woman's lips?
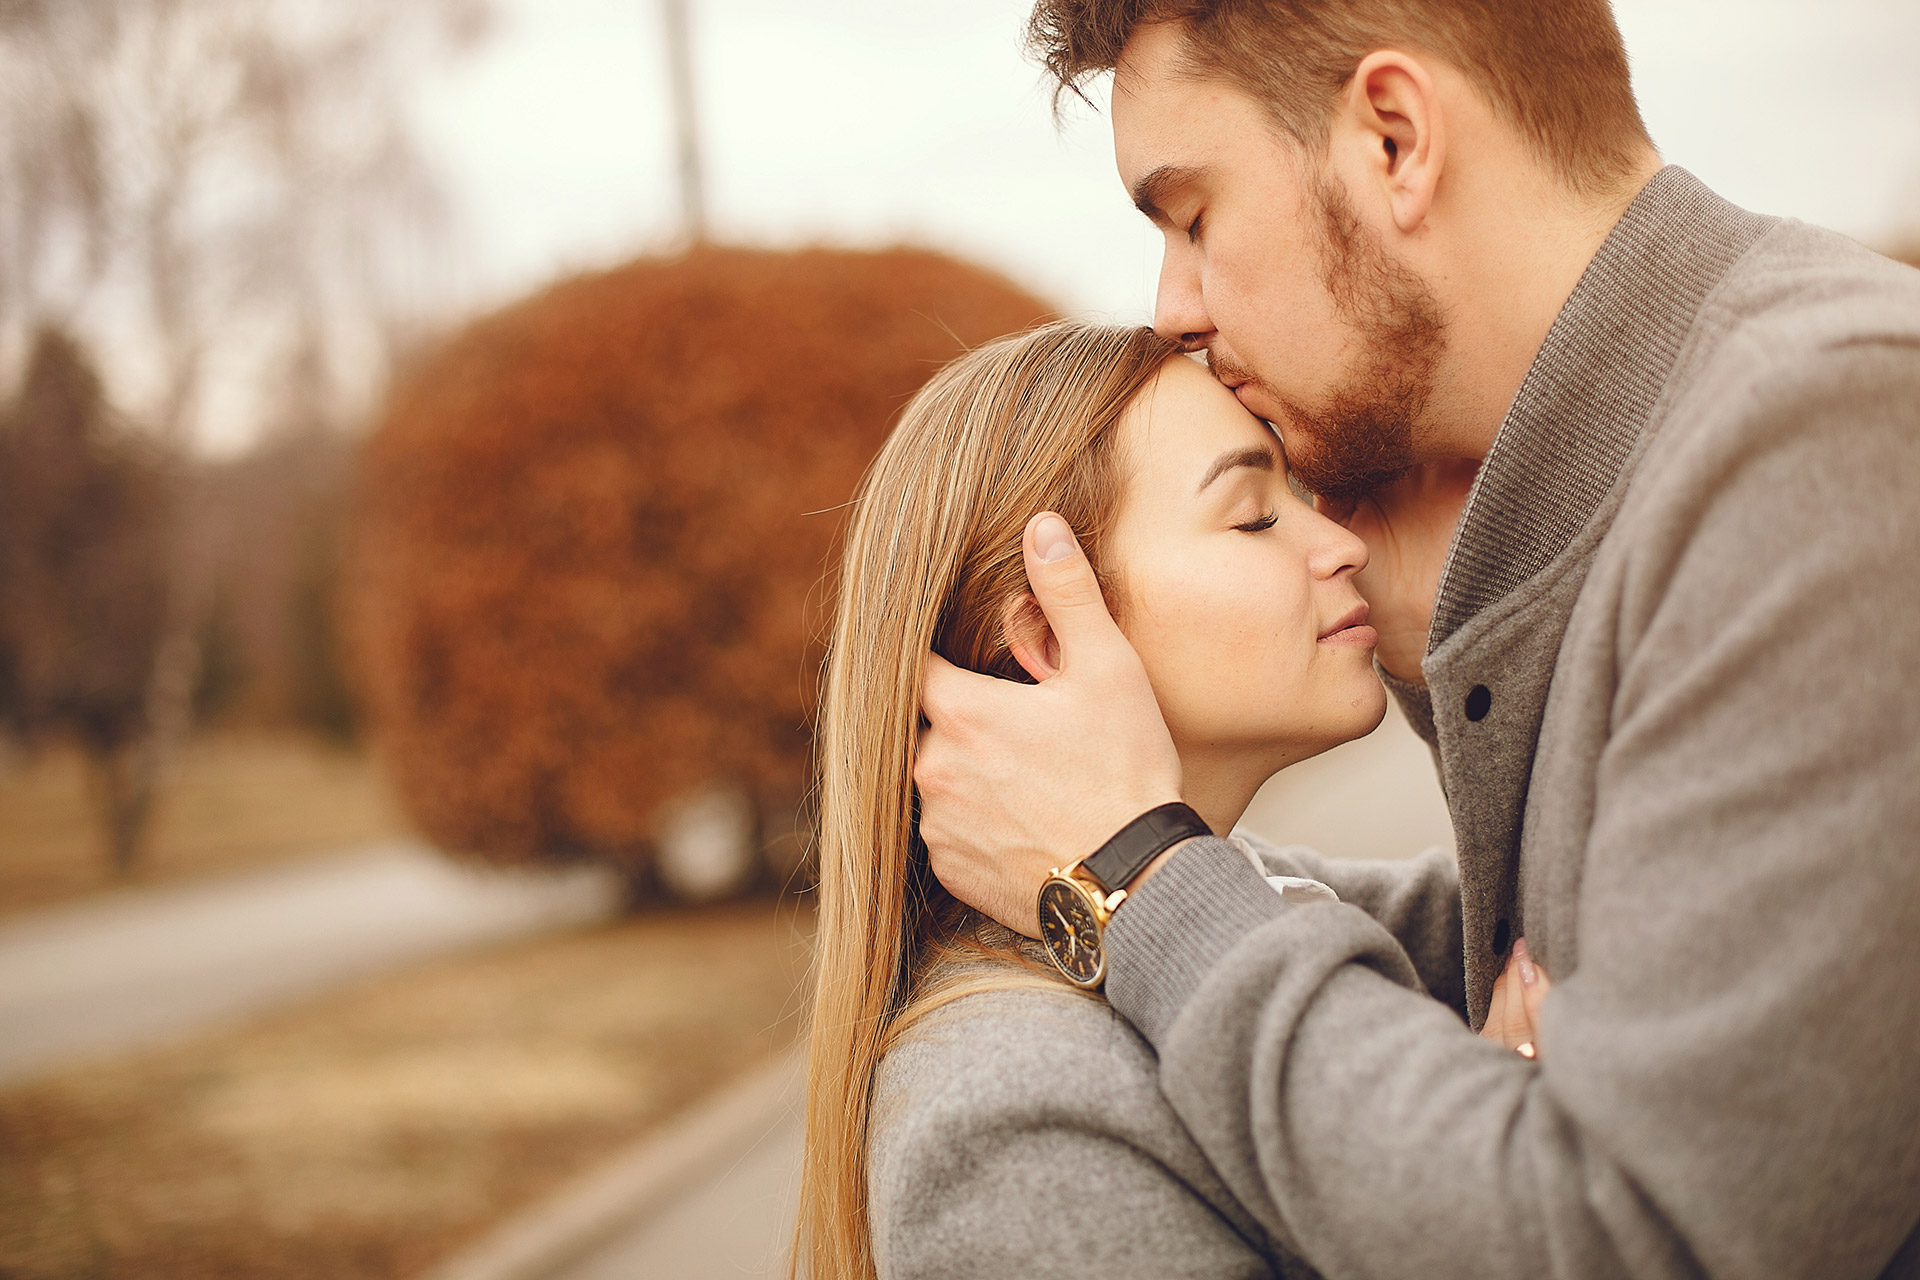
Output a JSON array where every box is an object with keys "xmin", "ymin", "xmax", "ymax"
[
  {"xmin": 1320, "ymin": 624, "xmax": 1379, "ymax": 648},
  {"xmin": 1319, "ymin": 604, "xmax": 1376, "ymax": 647}
]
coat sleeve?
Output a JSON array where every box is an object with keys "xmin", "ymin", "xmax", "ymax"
[
  {"xmin": 1238, "ymin": 834, "xmax": 1466, "ymax": 1020},
  {"xmin": 1103, "ymin": 339, "xmax": 1920, "ymax": 1280}
]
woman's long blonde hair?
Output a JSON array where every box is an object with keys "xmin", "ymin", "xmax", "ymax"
[{"xmin": 793, "ymin": 320, "xmax": 1181, "ymax": 1280}]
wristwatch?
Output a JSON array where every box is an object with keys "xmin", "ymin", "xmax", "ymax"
[{"xmin": 1037, "ymin": 802, "xmax": 1210, "ymax": 988}]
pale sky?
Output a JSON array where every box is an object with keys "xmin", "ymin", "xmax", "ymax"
[{"xmin": 410, "ymin": 0, "xmax": 1920, "ymax": 329}]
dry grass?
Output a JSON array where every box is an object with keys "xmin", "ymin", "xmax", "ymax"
[
  {"xmin": 0, "ymin": 732, "xmax": 410, "ymax": 918},
  {"xmin": 0, "ymin": 900, "xmax": 809, "ymax": 1280}
]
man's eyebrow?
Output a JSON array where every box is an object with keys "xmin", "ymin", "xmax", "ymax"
[
  {"xmin": 1131, "ymin": 164, "xmax": 1206, "ymax": 224},
  {"xmin": 1197, "ymin": 445, "xmax": 1276, "ymax": 494}
]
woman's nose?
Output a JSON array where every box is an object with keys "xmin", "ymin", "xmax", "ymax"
[{"xmin": 1308, "ymin": 512, "xmax": 1370, "ymax": 579}]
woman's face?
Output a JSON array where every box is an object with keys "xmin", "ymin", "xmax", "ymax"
[{"xmin": 1106, "ymin": 356, "xmax": 1388, "ymax": 780}]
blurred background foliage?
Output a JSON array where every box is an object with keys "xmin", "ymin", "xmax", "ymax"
[
  {"xmin": 0, "ymin": 0, "xmax": 1065, "ymax": 903},
  {"xmin": 0, "ymin": 0, "xmax": 1915, "ymax": 893},
  {"xmin": 0, "ymin": 327, "xmax": 166, "ymax": 869},
  {"xmin": 349, "ymin": 245, "xmax": 1048, "ymax": 883},
  {"xmin": 0, "ymin": 0, "xmax": 474, "ymax": 879}
]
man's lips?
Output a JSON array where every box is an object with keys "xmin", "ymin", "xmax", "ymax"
[
  {"xmin": 1230, "ymin": 381, "xmax": 1273, "ymax": 419},
  {"xmin": 1319, "ymin": 603, "xmax": 1376, "ymax": 645}
]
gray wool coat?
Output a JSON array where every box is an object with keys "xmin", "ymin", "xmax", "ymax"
[
  {"xmin": 867, "ymin": 840, "xmax": 1461, "ymax": 1280},
  {"xmin": 1104, "ymin": 169, "xmax": 1920, "ymax": 1279}
]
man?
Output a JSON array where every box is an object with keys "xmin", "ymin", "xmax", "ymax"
[{"xmin": 914, "ymin": 2, "xmax": 1920, "ymax": 1276}]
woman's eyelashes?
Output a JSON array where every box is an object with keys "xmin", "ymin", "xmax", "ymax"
[
  {"xmin": 1184, "ymin": 210, "xmax": 1205, "ymax": 244},
  {"xmin": 1232, "ymin": 510, "xmax": 1278, "ymax": 533}
]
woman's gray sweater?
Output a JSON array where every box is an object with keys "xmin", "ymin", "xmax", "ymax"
[
  {"xmin": 865, "ymin": 837, "xmax": 1465, "ymax": 1279},
  {"xmin": 867, "ymin": 974, "xmax": 1287, "ymax": 1280}
]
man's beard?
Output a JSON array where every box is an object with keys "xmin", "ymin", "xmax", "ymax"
[{"xmin": 1214, "ymin": 175, "xmax": 1448, "ymax": 502}]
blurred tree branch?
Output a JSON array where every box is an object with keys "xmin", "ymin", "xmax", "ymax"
[
  {"xmin": 0, "ymin": 0, "xmax": 487, "ymax": 871},
  {"xmin": 0, "ymin": 325, "xmax": 167, "ymax": 870}
]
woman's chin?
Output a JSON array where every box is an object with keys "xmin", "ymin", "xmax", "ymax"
[
  {"xmin": 1176, "ymin": 673, "xmax": 1389, "ymax": 777},
  {"xmin": 1354, "ymin": 677, "xmax": 1390, "ymax": 736},
  {"xmin": 1252, "ymin": 691, "xmax": 1389, "ymax": 771},
  {"xmin": 1309, "ymin": 670, "xmax": 1390, "ymax": 749}
]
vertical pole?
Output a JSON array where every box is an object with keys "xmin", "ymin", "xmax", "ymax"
[{"xmin": 661, "ymin": 0, "xmax": 707, "ymax": 242}]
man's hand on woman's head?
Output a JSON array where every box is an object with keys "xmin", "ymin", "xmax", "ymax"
[
  {"xmin": 915, "ymin": 512, "xmax": 1184, "ymax": 937},
  {"xmin": 1316, "ymin": 459, "xmax": 1481, "ymax": 685}
]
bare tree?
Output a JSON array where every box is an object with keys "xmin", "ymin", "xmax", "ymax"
[
  {"xmin": 660, "ymin": 0, "xmax": 708, "ymax": 242},
  {"xmin": 0, "ymin": 0, "xmax": 484, "ymax": 869},
  {"xmin": 0, "ymin": 326, "xmax": 167, "ymax": 869}
]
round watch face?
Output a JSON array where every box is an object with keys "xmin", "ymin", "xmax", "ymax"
[{"xmin": 1038, "ymin": 876, "xmax": 1105, "ymax": 988}]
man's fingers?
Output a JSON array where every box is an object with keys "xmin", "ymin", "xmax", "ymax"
[
  {"xmin": 916, "ymin": 653, "xmax": 970, "ymax": 791},
  {"xmin": 919, "ymin": 649, "xmax": 1004, "ymax": 725},
  {"xmin": 919, "ymin": 649, "xmax": 963, "ymax": 709},
  {"xmin": 1022, "ymin": 512, "xmax": 1125, "ymax": 657}
]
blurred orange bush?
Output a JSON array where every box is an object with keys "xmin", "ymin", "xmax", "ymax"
[{"xmin": 349, "ymin": 246, "xmax": 1050, "ymax": 874}]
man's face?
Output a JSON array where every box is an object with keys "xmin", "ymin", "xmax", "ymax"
[{"xmin": 1112, "ymin": 23, "xmax": 1447, "ymax": 500}]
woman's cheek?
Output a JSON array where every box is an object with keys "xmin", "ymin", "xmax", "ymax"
[{"xmin": 1121, "ymin": 575, "xmax": 1225, "ymax": 727}]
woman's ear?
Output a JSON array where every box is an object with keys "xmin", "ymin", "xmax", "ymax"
[{"xmin": 1000, "ymin": 591, "xmax": 1061, "ymax": 682}]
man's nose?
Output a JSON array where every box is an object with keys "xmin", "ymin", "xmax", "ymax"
[{"xmin": 1151, "ymin": 244, "xmax": 1215, "ymax": 353}]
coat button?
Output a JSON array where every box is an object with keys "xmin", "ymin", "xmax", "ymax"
[{"xmin": 1465, "ymin": 685, "xmax": 1492, "ymax": 721}]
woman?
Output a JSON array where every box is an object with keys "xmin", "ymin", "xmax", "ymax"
[{"xmin": 794, "ymin": 320, "xmax": 1476, "ymax": 1279}]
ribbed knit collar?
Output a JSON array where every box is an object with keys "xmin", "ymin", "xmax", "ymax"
[{"xmin": 1428, "ymin": 167, "xmax": 1775, "ymax": 648}]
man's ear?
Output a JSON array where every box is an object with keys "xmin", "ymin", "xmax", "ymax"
[
  {"xmin": 1000, "ymin": 591, "xmax": 1062, "ymax": 682},
  {"xmin": 1339, "ymin": 50, "xmax": 1445, "ymax": 235}
]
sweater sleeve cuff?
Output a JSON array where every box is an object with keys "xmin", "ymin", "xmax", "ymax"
[{"xmin": 1104, "ymin": 836, "xmax": 1289, "ymax": 1046}]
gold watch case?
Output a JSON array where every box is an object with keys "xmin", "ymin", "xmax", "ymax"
[{"xmin": 1037, "ymin": 862, "xmax": 1128, "ymax": 989}]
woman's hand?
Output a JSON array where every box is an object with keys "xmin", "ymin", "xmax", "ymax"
[{"xmin": 1480, "ymin": 937, "xmax": 1552, "ymax": 1060}]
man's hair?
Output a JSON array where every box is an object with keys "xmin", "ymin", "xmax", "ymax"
[{"xmin": 1028, "ymin": 0, "xmax": 1654, "ymax": 195}]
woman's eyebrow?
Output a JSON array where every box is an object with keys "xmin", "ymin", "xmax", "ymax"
[{"xmin": 1196, "ymin": 445, "xmax": 1276, "ymax": 494}]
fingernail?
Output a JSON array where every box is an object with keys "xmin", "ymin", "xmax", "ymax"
[
  {"xmin": 1034, "ymin": 514, "xmax": 1078, "ymax": 564},
  {"xmin": 1515, "ymin": 937, "xmax": 1537, "ymax": 987}
]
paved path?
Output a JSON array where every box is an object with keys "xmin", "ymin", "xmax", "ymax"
[
  {"xmin": 559, "ymin": 1071, "xmax": 801, "ymax": 1279},
  {"xmin": 422, "ymin": 1052, "xmax": 803, "ymax": 1280},
  {"xmin": 0, "ymin": 841, "xmax": 623, "ymax": 1084}
]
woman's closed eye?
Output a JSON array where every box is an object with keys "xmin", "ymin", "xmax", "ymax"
[{"xmin": 1233, "ymin": 510, "xmax": 1278, "ymax": 533}]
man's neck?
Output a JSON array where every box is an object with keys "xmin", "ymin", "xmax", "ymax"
[{"xmin": 1421, "ymin": 155, "xmax": 1664, "ymax": 462}]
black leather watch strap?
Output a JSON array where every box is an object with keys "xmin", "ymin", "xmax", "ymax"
[{"xmin": 1079, "ymin": 802, "xmax": 1211, "ymax": 894}]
